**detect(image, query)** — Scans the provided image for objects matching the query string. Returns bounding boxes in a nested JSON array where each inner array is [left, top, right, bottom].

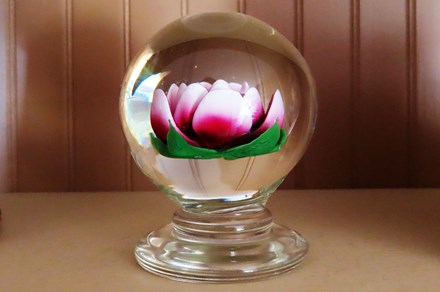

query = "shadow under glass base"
[[134, 207, 308, 283]]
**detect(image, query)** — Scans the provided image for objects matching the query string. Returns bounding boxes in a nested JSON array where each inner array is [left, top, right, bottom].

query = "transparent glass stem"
[[135, 204, 308, 282]]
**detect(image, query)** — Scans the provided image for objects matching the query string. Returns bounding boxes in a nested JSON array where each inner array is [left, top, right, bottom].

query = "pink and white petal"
[[240, 81, 249, 95], [210, 79, 230, 91], [150, 89, 199, 146], [200, 81, 212, 91], [229, 82, 242, 92], [166, 83, 179, 113], [174, 83, 208, 131], [253, 90, 285, 136], [192, 89, 253, 148], [169, 83, 187, 114], [177, 83, 187, 94], [243, 87, 264, 125], [150, 89, 173, 142]]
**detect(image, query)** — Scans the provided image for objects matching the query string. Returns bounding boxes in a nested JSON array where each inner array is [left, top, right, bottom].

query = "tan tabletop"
[[0, 189, 439, 291]]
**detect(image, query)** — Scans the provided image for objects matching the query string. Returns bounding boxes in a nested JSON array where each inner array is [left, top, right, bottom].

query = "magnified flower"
[[136, 79, 287, 159]]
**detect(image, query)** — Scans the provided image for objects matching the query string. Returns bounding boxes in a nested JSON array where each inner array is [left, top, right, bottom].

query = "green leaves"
[[150, 122, 287, 160], [167, 125, 222, 159], [222, 123, 286, 160]]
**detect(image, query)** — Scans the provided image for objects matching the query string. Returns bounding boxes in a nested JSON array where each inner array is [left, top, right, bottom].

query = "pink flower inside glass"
[[147, 79, 285, 150]]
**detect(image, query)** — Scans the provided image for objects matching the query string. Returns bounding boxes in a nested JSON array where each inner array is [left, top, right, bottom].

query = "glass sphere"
[[120, 12, 316, 209]]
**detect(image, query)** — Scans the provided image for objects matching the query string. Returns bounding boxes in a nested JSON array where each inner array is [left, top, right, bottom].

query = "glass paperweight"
[[120, 12, 317, 282]]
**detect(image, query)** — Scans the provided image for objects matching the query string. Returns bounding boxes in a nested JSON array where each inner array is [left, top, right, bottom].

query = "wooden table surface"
[[0, 189, 439, 291]]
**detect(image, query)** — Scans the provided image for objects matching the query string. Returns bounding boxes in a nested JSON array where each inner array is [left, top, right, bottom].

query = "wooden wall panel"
[[245, 0, 300, 188], [0, 0, 10, 192], [15, 0, 69, 191], [415, 0, 440, 186], [245, 0, 295, 42], [187, 0, 238, 14], [1, 0, 440, 191], [301, 0, 352, 188], [129, 0, 182, 191], [72, 0, 126, 191], [354, 0, 408, 187]]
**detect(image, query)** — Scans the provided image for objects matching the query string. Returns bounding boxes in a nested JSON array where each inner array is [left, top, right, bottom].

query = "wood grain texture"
[[1, 0, 440, 191], [0, 0, 9, 192], [15, 0, 69, 191], [72, 0, 126, 191], [406, 0, 417, 187], [129, 0, 182, 191], [187, 0, 238, 14], [245, 0, 295, 41], [301, 0, 352, 188], [354, 0, 409, 187], [414, 0, 440, 186], [245, 0, 299, 189]]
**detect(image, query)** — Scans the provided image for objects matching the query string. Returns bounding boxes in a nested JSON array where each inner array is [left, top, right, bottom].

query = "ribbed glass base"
[[134, 207, 308, 283]]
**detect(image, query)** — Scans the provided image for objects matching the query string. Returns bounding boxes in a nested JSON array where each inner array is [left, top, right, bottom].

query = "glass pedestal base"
[[134, 207, 308, 283]]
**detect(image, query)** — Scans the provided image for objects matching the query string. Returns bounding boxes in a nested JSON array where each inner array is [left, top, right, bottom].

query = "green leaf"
[[268, 128, 287, 154], [149, 122, 288, 160], [166, 124, 222, 159], [149, 133, 172, 157], [222, 122, 281, 160]]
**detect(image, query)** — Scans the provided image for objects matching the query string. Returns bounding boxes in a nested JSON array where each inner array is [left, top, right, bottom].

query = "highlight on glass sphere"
[[120, 12, 316, 206]]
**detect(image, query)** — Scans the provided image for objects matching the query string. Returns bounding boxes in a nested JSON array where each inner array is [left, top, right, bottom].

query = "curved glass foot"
[[134, 208, 308, 283]]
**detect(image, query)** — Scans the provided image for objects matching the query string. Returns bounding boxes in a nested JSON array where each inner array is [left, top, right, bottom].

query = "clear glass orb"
[[120, 12, 316, 208], [120, 12, 316, 282]]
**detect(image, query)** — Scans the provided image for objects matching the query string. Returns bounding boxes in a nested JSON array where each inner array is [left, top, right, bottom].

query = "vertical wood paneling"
[[245, 0, 295, 42], [301, 0, 352, 188], [414, 0, 440, 186], [66, 0, 74, 190], [351, 0, 361, 188], [1, 0, 440, 191], [406, 0, 417, 187], [130, 0, 182, 70], [72, 0, 126, 191], [123, 0, 131, 191], [288, 0, 305, 188], [7, 0, 18, 192], [15, 0, 68, 191], [354, 0, 408, 187], [129, 0, 181, 191], [0, 1, 10, 192], [245, 0, 300, 189], [187, 0, 238, 14], [294, 0, 304, 52]]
